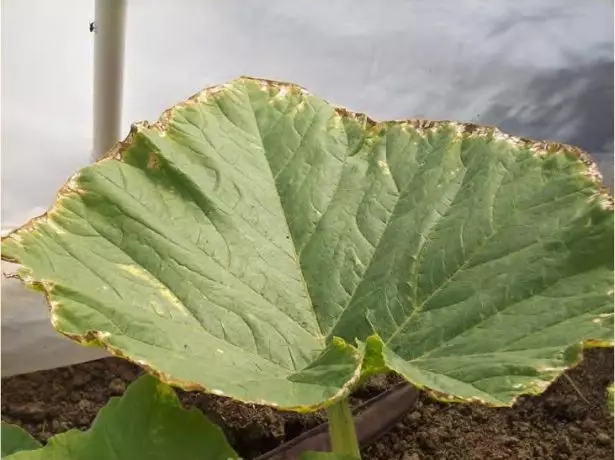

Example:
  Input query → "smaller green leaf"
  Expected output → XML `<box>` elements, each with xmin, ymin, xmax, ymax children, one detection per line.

<box><xmin>1</xmin><ymin>424</ymin><xmax>41</xmax><ymax>457</ymax></box>
<box><xmin>607</xmin><ymin>383</ymin><xmax>614</xmax><ymax>416</ymax></box>
<box><xmin>300</xmin><ymin>452</ymin><xmax>359</xmax><ymax>460</ymax></box>
<box><xmin>4</xmin><ymin>375</ymin><xmax>238</xmax><ymax>460</ymax></box>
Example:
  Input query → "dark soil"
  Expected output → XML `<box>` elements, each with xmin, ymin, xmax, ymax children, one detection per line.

<box><xmin>2</xmin><ymin>348</ymin><xmax>613</xmax><ymax>459</ymax></box>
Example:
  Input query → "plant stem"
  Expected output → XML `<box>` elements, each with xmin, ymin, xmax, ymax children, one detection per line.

<box><xmin>327</xmin><ymin>397</ymin><xmax>361</xmax><ymax>458</ymax></box>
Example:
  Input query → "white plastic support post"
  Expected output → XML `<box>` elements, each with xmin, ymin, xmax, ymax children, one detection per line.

<box><xmin>92</xmin><ymin>0</ymin><xmax>127</xmax><ymax>161</ymax></box>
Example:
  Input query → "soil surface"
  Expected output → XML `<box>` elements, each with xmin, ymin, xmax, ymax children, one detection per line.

<box><xmin>2</xmin><ymin>348</ymin><xmax>613</xmax><ymax>459</ymax></box>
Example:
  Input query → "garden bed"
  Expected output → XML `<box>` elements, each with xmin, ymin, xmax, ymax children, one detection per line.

<box><xmin>2</xmin><ymin>347</ymin><xmax>613</xmax><ymax>459</ymax></box>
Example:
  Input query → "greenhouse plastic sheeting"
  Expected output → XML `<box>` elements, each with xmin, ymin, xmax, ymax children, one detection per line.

<box><xmin>2</xmin><ymin>0</ymin><xmax>613</xmax><ymax>377</ymax></box>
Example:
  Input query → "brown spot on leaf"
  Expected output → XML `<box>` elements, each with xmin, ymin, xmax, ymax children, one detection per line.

<box><xmin>147</xmin><ymin>152</ymin><xmax>160</xmax><ymax>169</ymax></box>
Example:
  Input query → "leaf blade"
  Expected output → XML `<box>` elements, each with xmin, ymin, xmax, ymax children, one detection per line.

<box><xmin>3</xmin><ymin>375</ymin><xmax>238</xmax><ymax>460</ymax></box>
<box><xmin>1</xmin><ymin>424</ymin><xmax>41</xmax><ymax>458</ymax></box>
<box><xmin>3</xmin><ymin>77</ymin><xmax>612</xmax><ymax>409</ymax></box>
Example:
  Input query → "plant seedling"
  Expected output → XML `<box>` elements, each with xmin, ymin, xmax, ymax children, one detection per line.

<box><xmin>2</xmin><ymin>77</ymin><xmax>613</xmax><ymax>459</ymax></box>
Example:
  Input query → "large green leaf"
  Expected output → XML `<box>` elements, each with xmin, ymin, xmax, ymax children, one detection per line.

<box><xmin>3</xmin><ymin>77</ymin><xmax>613</xmax><ymax>409</ymax></box>
<box><xmin>3</xmin><ymin>375</ymin><xmax>238</xmax><ymax>460</ymax></box>
<box><xmin>1</xmin><ymin>424</ymin><xmax>41</xmax><ymax>458</ymax></box>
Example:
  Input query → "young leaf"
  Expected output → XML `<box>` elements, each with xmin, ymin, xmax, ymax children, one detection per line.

<box><xmin>3</xmin><ymin>77</ymin><xmax>612</xmax><ymax>409</ymax></box>
<box><xmin>1</xmin><ymin>424</ymin><xmax>41</xmax><ymax>457</ymax></box>
<box><xmin>607</xmin><ymin>383</ymin><xmax>614</xmax><ymax>416</ymax></box>
<box><xmin>3</xmin><ymin>375</ymin><xmax>239</xmax><ymax>460</ymax></box>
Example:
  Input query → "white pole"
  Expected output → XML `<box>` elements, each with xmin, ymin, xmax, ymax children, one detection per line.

<box><xmin>92</xmin><ymin>0</ymin><xmax>127</xmax><ymax>161</ymax></box>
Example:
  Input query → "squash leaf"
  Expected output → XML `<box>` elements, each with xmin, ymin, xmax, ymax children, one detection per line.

<box><xmin>3</xmin><ymin>77</ymin><xmax>612</xmax><ymax>409</ymax></box>
<box><xmin>2</xmin><ymin>375</ymin><xmax>238</xmax><ymax>460</ymax></box>
<box><xmin>1</xmin><ymin>424</ymin><xmax>41</xmax><ymax>458</ymax></box>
